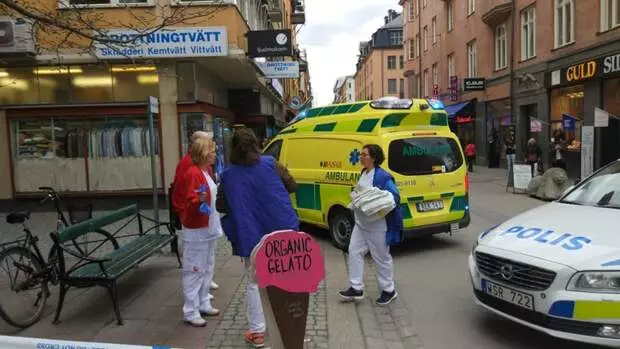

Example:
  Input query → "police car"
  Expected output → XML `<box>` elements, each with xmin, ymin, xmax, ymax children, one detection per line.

<box><xmin>469</xmin><ymin>159</ymin><xmax>620</xmax><ymax>347</ymax></box>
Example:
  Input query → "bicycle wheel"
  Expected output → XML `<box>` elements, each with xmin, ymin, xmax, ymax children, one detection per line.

<box><xmin>0</xmin><ymin>246</ymin><xmax>48</xmax><ymax>328</ymax></box>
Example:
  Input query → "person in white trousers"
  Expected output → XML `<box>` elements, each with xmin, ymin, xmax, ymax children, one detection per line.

<box><xmin>339</xmin><ymin>144</ymin><xmax>399</xmax><ymax>306</ymax></box>
<box><xmin>177</xmin><ymin>136</ymin><xmax>222</xmax><ymax>327</ymax></box>
<box><xmin>172</xmin><ymin>131</ymin><xmax>219</xmax><ymax>299</ymax></box>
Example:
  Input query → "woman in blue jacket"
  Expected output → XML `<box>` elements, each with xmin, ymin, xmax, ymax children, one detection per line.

<box><xmin>339</xmin><ymin>144</ymin><xmax>403</xmax><ymax>306</ymax></box>
<box><xmin>216</xmin><ymin>127</ymin><xmax>298</xmax><ymax>348</ymax></box>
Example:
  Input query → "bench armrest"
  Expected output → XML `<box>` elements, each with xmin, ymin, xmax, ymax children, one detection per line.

<box><xmin>139</xmin><ymin>216</ymin><xmax>175</xmax><ymax>236</ymax></box>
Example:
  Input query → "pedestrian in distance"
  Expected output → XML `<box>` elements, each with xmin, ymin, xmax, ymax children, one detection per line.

<box><xmin>339</xmin><ymin>144</ymin><xmax>402</xmax><ymax>306</ymax></box>
<box><xmin>216</xmin><ymin>127</ymin><xmax>299</xmax><ymax>348</ymax></box>
<box><xmin>177</xmin><ymin>136</ymin><xmax>222</xmax><ymax>327</ymax></box>
<box><xmin>171</xmin><ymin>131</ymin><xmax>219</xmax><ymax>299</ymax></box>
<box><xmin>464</xmin><ymin>140</ymin><xmax>476</xmax><ymax>173</ymax></box>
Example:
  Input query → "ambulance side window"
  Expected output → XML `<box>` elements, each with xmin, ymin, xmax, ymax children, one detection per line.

<box><xmin>264</xmin><ymin>140</ymin><xmax>283</xmax><ymax>160</ymax></box>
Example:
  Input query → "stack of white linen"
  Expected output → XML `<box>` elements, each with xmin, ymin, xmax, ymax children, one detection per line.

<box><xmin>348</xmin><ymin>186</ymin><xmax>396</xmax><ymax>218</ymax></box>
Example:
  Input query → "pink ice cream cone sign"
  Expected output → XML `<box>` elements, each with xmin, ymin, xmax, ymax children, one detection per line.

<box><xmin>252</xmin><ymin>230</ymin><xmax>325</xmax><ymax>293</ymax></box>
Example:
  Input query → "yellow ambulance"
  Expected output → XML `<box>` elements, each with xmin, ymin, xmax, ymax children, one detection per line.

<box><xmin>263</xmin><ymin>97</ymin><xmax>471</xmax><ymax>250</ymax></box>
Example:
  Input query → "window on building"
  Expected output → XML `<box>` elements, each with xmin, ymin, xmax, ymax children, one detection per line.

<box><xmin>423</xmin><ymin>0</ymin><xmax>427</xmax><ymax>8</ymax></box>
<box><xmin>400</xmin><ymin>78</ymin><xmax>405</xmax><ymax>98</ymax></box>
<box><xmin>448</xmin><ymin>53</ymin><xmax>455</xmax><ymax>81</ymax></box>
<box><xmin>399</xmin><ymin>55</ymin><xmax>404</xmax><ymax>69</ymax></box>
<box><xmin>415</xmin><ymin>34</ymin><xmax>421</xmax><ymax>57</ymax></box>
<box><xmin>387</xmin><ymin>56</ymin><xmax>397</xmax><ymax>70</ymax></box>
<box><xmin>521</xmin><ymin>6</ymin><xmax>536</xmax><ymax>60</ymax></box>
<box><xmin>407</xmin><ymin>0</ymin><xmax>414</xmax><ymax>21</ymax></box>
<box><xmin>601</xmin><ymin>0</ymin><xmax>620</xmax><ymax>31</ymax></box>
<box><xmin>468</xmin><ymin>0</ymin><xmax>475</xmax><ymax>15</ymax></box>
<box><xmin>432</xmin><ymin>63</ymin><xmax>438</xmax><ymax>86</ymax></box>
<box><xmin>62</xmin><ymin>0</ymin><xmax>150</xmax><ymax>6</ymax></box>
<box><xmin>467</xmin><ymin>40</ymin><xmax>477</xmax><ymax>77</ymax></box>
<box><xmin>555</xmin><ymin>0</ymin><xmax>575</xmax><ymax>48</ymax></box>
<box><xmin>390</xmin><ymin>31</ymin><xmax>403</xmax><ymax>45</ymax></box>
<box><xmin>414</xmin><ymin>0</ymin><xmax>419</xmax><ymax>16</ymax></box>
<box><xmin>495</xmin><ymin>24</ymin><xmax>508</xmax><ymax>70</ymax></box>
<box><xmin>408</xmin><ymin>39</ymin><xmax>415</xmax><ymax>59</ymax></box>
<box><xmin>447</xmin><ymin>0</ymin><xmax>454</xmax><ymax>31</ymax></box>
<box><xmin>388</xmin><ymin>79</ymin><xmax>397</xmax><ymax>94</ymax></box>
<box><xmin>416</xmin><ymin>74</ymin><xmax>421</xmax><ymax>98</ymax></box>
<box><xmin>432</xmin><ymin>17</ymin><xmax>438</xmax><ymax>44</ymax></box>
<box><xmin>423</xmin><ymin>26</ymin><xmax>428</xmax><ymax>51</ymax></box>
<box><xmin>423</xmin><ymin>69</ymin><xmax>429</xmax><ymax>97</ymax></box>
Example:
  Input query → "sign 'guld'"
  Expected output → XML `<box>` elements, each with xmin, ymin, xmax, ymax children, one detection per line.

<box><xmin>566</xmin><ymin>61</ymin><xmax>597</xmax><ymax>82</ymax></box>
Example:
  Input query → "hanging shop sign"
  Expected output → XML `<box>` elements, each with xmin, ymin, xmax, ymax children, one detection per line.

<box><xmin>270</xmin><ymin>78</ymin><xmax>284</xmax><ymax>99</ymax></box>
<box><xmin>463</xmin><ymin>77</ymin><xmax>485</xmax><ymax>92</ymax></box>
<box><xmin>530</xmin><ymin>119</ymin><xmax>542</xmax><ymax>132</ymax></box>
<box><xmin>449</xmin><ymin>76</ymin><xmax>458</xmax><ymax>101</ymax></box>
<box><xmin>562</xmin><ymin>114</ymin><xmax>576</xmax><ymax>131</ymax></box>
<box><xmin>247</xmin><ymin>29</ymin><xmax>293</xmax><ymax>58</ymax></box>
<box><xmin>256</xmin><ymin>61</ymin><xmax>300</xmax><ymax>78</ymax></box>
<box><xmin>94</xmin><ymin>27</ymin><xmax>228</xmax><ymax>59</ymax></box>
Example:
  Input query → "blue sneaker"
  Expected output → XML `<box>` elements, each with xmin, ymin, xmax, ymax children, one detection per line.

<box><xmin>338</xmin><ymin>287</ymin><xmax>364</xmax><ymax>302</ymax></box>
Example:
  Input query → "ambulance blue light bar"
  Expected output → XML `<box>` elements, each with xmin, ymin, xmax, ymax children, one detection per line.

<box><xmin>427</xmin><ymin>99</ymin><xmax>445</xmax><ymax>110</ymax></box>
<box><xmin>370</xmin><ymin>96</ymin><xmax>413</xmax><ymax>110</ymax></box>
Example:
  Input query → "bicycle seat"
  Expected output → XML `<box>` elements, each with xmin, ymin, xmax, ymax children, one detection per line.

<box><xmin>6</xmin><ymin>211</ymin><xmax>30</xmax><ymax>224</ymax></box>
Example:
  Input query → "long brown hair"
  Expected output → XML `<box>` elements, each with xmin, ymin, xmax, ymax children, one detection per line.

<box><xmin>230</xmin><ymin>127</ymin><xmax>261</xmax><ymax>165</ymax></box>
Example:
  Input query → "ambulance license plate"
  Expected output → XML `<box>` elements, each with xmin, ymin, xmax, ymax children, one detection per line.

<box><xmin>416</xmin><ymin>200</ymin><xmax>444</xmax><ymax>212</ymax></box>
<box><xmin>481</xmin><ymin>279</ymin><xmax>534</xmax><ymax>311</ymax></box>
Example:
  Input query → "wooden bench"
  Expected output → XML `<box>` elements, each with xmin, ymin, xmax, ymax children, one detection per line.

<box><xmin>50</xmin><ymin>204</ymin><xmax>181</xmax><ymax>325</ymax></box>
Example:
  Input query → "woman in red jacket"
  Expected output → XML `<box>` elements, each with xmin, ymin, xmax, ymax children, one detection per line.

<box><xmin>178</xmin><ymin>136</ymin><xmax>222</xmax><ymax>327</ymax></box>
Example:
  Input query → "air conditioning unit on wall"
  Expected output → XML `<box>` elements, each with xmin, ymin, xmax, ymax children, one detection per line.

<box><xmin>0</xmin><ymin>17</ymin><xmax>36</xmax><ymax>56</ymax></box>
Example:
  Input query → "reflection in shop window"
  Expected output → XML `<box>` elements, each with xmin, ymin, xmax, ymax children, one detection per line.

<box><xmin>180</xmin><ymin>113</ymin><xmax>213</xmax><ymax>155</ymax></box>
<box><xmin>0</xmin><ymin>68</ymin><xmax>38</xmax><ymax>105</ymax></box>
<box><xmin>70</xmin><ymin>65</ymin><xmax>114</xmax><ymax>102</ymax></box>
<box><xmin>36</xmin><ymin>66</ymin><xmax>74</xmax><ymax>104</ymax></box>
<box><xmin>112</xmin><ymin>65</ymin><xmax>159</xmax><ymax>102</ymax></box>
<box><xmin>177</xmin><ymin>62</ymin><xmax>196</xmax><ymax>101</ymax></box>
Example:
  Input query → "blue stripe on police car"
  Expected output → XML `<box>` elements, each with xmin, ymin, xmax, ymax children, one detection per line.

<box><xmin>500</xmin><ymin>226</ymin><xmax>592</xmax><ymax>251</ymax></box>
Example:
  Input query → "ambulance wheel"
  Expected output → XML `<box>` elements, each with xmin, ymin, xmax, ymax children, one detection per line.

<box><xmin>329</xmin><ymin>208</ymin><xmax>353</xmax><ymax>251</ymax></box>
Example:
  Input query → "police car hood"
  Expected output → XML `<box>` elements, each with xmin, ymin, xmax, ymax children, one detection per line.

<box><xmin>481</xmin><ymin>202</ymin><xmax>620</xmax><ymax>269</ymax></box>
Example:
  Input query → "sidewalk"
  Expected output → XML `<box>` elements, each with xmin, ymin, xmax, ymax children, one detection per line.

<box><xmin>0</xmin><ymin>210</ymin><xmax>422</xmax><ymax>349</ymax></box>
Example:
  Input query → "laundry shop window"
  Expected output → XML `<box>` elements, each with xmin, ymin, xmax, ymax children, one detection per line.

<box><xmin>550</xmin><ymin>85</ymin><xmax>584</xmax><ymax>152</ymax></box>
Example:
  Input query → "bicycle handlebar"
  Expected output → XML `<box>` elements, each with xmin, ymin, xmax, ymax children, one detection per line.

<box><xmin>38</xmin><ymin>187</ymin><xmax>58</xmax><ymax>205</ymax></box>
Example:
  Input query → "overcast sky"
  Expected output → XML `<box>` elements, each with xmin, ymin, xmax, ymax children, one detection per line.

<box><xmin>298</xmin><ymin>0</ymin><xmax>401</xmax><ymax>107</ymax></box>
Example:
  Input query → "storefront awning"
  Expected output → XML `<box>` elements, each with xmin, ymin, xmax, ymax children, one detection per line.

<box><xmin>445</xmin><ymin>100</ymin><xmax>473</xmax><ymax>119</ymax></box>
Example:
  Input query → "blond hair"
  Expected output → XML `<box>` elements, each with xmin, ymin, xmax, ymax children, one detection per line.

<box><xmin>190</xmin><ymin>131</ymin><xmax>212</xmax><ymax>144</ymax></box>
<box><xmin>190</xmin><ymin>136</ymin><xmax>215</xmax><ymax>165</ymax></box>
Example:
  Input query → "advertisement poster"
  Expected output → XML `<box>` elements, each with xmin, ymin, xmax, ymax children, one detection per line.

<box><xmin>212</xmin><ymin>118</ymin><xmax>226</xmax><ymax>178</ymax></box>
<box><xmin>581</xmin><ymin>126</ymin><xmax>594</xmax><ymax>179</ymax></box>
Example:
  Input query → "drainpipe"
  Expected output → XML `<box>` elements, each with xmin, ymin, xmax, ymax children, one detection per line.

<box><xmin>509</xmin><ymin>0</ymin><xmax>517</xmax><ymax>156</ymax></box>
<box><xmin>418</xmin><ymin>0</ymin><xmax>422</xmax><ymax>98</ymax></box>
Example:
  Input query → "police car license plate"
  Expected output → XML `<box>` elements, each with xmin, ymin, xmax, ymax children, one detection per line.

<box><xmin>482</xmin><ymin>279</ymin><xmax>534</xmax><ymax>311</ymax></box>
<box><xmin>416</xmin><ymin>200</ymin><xmax>443</xmax><ymax>212</ymax></box>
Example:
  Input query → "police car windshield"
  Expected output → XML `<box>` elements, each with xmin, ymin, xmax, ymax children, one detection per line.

<box><xmin>561</xmin><ymin>160</ymin><xmax>620</xmax><ymax>209</ymax></box>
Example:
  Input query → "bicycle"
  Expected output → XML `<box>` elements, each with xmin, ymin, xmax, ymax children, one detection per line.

<box><xmin>0</xmin><ymin>189</ymin><xmax>118</xmax><ymax>328</ymax></box>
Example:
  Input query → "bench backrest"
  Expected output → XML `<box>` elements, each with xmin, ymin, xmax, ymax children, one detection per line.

<box><xmin>57</xmin><ymin>204</ymin><xmax>138</xmax><ymax>243</ymax></box>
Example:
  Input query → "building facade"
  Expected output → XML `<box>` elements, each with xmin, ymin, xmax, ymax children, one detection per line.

<box><xmin>354</xmin><ymin>10</ymin><xmax>406</xmax><ymax>101</ymax></box>
<box><xmin>400</xmin><ymin>0</ymin><xmax>620</xmax><ymax>178</ymax></box>
<box><xmin>0</xmin><ymin>0</ymin><xmax>312</xmax><ymax>200</ymax></box>
<box><xmin>332</xmin><ymin>75</ymin><xmax>355</xmax><ymax>103</ymax></box>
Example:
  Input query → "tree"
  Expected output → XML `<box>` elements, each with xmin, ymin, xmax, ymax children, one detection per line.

<box><xmin>0</xmin><ymin>0</ymin><xmax>226</xmax><ymax>54</ymax></box>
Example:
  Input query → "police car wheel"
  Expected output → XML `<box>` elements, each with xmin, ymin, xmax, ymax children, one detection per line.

<box><xmin>329</xmin><ymin>209</ymin><xmax>353</xmax><ymax>251</ymax></box>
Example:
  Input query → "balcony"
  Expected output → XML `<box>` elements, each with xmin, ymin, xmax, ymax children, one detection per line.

<box><xmin>291</xmin><ymin>0</ymin><xmax>305</xmax><ymax>25</ymax></box>
<box><xmin>267</xmin><ymin>0</ymin><xmax>282</xmax><ymax>22</ymax></box>
<box><xmin>481</xmin><ymin>0</ymin><xmax>513</xmax><ymax>27</ymax></box>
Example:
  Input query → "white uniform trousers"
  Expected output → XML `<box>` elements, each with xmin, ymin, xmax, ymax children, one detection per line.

<box><xmin>182</xmin><ymin>239</ymin><xmax>217</xmax><ymax>320</ymax></box>
<box><xmin>348</xmin><ymin>225</ymin><xmax>395</xmax><ymax>293</ymax></box>
<box><xmin>244</xmin><ymin>258</ymin><xmax>266</xmax><ymax>333</ymax></box>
